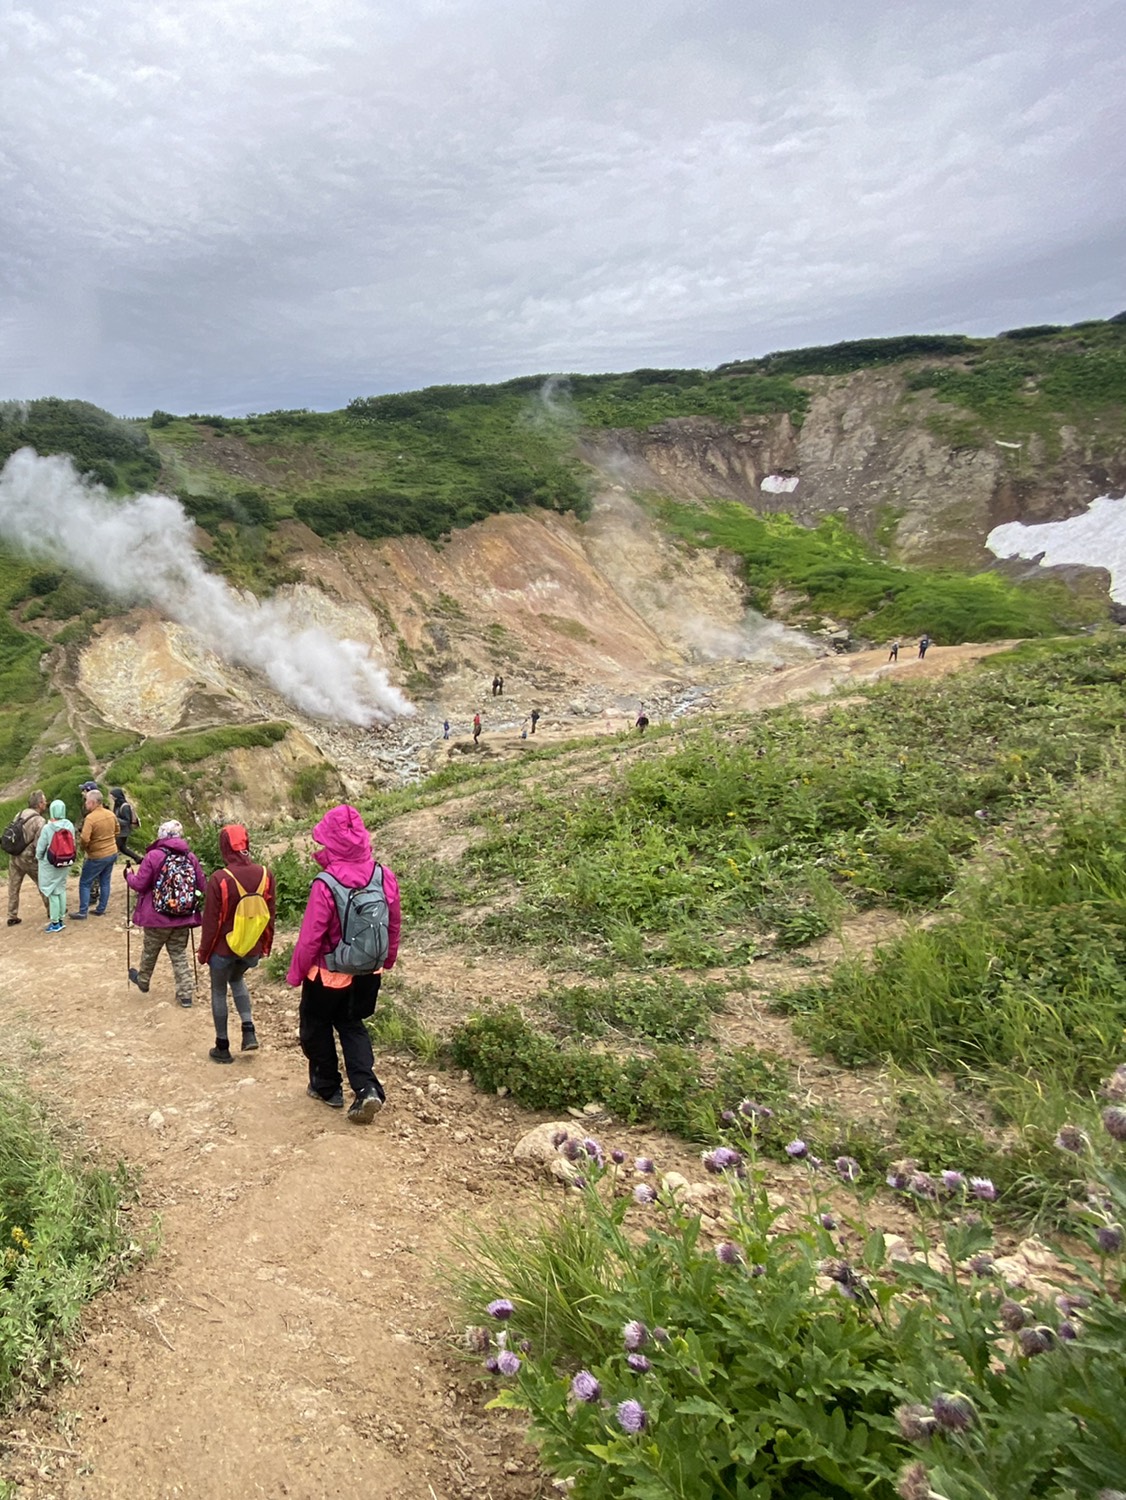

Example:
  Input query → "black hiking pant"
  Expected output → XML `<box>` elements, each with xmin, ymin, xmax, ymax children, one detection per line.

<box><xmin>299</xmin><ymin>972</ymin><xmax>384</xmax><ymax>1100</ymax></box>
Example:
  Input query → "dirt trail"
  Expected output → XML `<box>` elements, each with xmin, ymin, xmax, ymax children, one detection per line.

<box><xmin>0</xmin><ymin>898</ymin><xmax>564</xmax><ymax>1500</ymax></box>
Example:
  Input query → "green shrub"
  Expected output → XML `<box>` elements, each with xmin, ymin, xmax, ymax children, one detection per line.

<box><xmin>547</xmin><ymin>977</ymin><xmax>724</xmax><ymax>1044</ymax></box>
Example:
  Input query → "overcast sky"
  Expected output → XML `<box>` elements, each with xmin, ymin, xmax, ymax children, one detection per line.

<box><xmin>2</xmin><ymin>0</ymin><xmax>1123</xmax><ymax>416</ymax></box>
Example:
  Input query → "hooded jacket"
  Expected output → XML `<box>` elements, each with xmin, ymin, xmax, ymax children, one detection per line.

<box><xmin>35</xmin><ymin>801</ymin><xmax>75</xmax><ymax>895</ymax></box>
<box><xmin>125</xmin><ymin>837</ymin><xmax>206</xmax><ymax>928</ymax></box>
<box><xmin>286</xmin><ymin>805</ymin><xmax>400</xmax><ymax>986</ymax></box>
<box><xmin>198</xmin><ymin>825</ymin><xmax>276</xmax><ymax>963</ymax></box>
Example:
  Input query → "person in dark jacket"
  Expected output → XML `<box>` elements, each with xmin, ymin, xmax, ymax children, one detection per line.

<box><xmin>111</xmin><ymin>787</ymin><xmax>142</xmax><ymax>860</ymax></box>
<box><xmin>7</xmin><ymin>790</ymin><xmax>48</xmax><ymax>926</ymax></box>
<box><xmin>286</xmin><ymin>804</ymin><xmax>401</xmax><ymax>1124</ymax></box>
<box><xmin>197</xmin><ymin>824</ymin><xmax>276</xmax><ymax>1063</ymax></box>
<box><xmin>124</xmin><ymin>820</ymin><xmax>205</xmax><ymax>1007</ymax></box>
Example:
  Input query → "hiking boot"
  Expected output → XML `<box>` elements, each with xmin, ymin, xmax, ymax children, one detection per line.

<box><xmin>209</xmin><ymin>1041</ymin><xmax>233</xmax><ymax>1064</ymax></box>
<box><xmin>306</xmin><ymin>1084</ymin><xmax>344</xmax><ymax>1109</ymax></box>
<box><xmin>92</xmin><ymin>908</ymin><xmax>108</xmax><ymax>917</ymax></box>
<box><xmin>7</xmin><ymin>917</ymin><xmax>20</xmax><ymax>927</ymax></box>
<box><xmin>69</xmin><ymin>912</ymin><xmax>87</xmax><ymax>920</ymax></box>
<box><xmin>178</xmin><ymin>995</ymin><xmax>193</xmax><ymax>1009</ymax></box>
<box><xmin>240</xmin><ymin>1025</ymin><xmax>259</xmax><ymax>1052</ymax></box>
<box><xmin>347</xmin><ymin>1089</ymin><xmax>384</xmax><ymax>1125</ymax></box>
<box><xmin>128</xmin><ymin>968</ymin><xmax>150</xmax><ymax>993</ymax></box>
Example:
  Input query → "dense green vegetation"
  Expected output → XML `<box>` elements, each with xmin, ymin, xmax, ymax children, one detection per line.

<box><xmin>0</xmin><ymin>1076</ymin><xmax>138</xmax><ymax>1410</ymax></box>
<box><xmin>655</xmin><ymin>502</ymin><xmax>1101</xmax><ymax>642</ymax></box>
<box><xmin>0</xmin><ymin>399</ymin><xmax>159</xmax><ymax>491</ymax></box>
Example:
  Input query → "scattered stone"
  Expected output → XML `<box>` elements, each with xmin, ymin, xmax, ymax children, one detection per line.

<box><xmin>235</xmin><ymin>1078</ymin><xmax>257</xmax><ymax>1088</ymax></box>
<box><xmin>147</xmin><ymin>1110</ymin><xmax>165</xmax><ymax>1131</ymax></box>
<box><xmin>513</xmin><ymin>1122</ymin><xmax>573</xmax><ymax>1174</ymax></box>
<box><xmin>660</xmin><ymin>1171</ymin><xmax>690</xmax><ymax>1198</ymax></box>
<box><xmin>495</xmin><ymin>1085</ymin><xmax>508</xmax><ymax>1098</ymax></box>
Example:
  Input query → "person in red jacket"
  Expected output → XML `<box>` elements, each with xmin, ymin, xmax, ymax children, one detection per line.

<box><xmin>286</xmin><ymin>805</ymin><xmax>400</xmax><ymax>1123</ymax></box>
<box><xmin>198</xmin><ymin>824</ymin><xmax>276</xmax><ymax>1064</ymax></box>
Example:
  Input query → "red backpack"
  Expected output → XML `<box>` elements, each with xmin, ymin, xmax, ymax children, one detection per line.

<box><xmin>47</xmin><ymin>827</ymin><xmax>76</xmax><ymax>867</ymax></box>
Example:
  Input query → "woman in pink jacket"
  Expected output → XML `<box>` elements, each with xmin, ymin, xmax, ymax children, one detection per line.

<box><xmin>286</xmin><ymin>805</ymin><xmax>400</xmax><ymax>1124</ymax></box>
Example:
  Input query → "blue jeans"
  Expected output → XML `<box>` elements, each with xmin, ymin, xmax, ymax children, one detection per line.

<box><xmin>78</xmin><ymin>853</ymin><xmax>117</xmax><ymax>915</ymax></box>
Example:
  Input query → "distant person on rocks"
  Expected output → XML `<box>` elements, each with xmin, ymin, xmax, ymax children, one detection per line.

<box><xmin>36</xmin><ymin>799</ymin><xmax>76</xmax><ymax>935</ymax></box>
<box><xmin>197</xmin><ymin>824</ymin><xmax>275</xmax><ymax>1064</ymax></box>
<box><xmin>635</xmin><ymin>709</ymin><xmax>650</xmax><ymax>735</ymax></box>
<box><xmin>473</xmin><ymin>712</ymin><xmax>482</xmax><ymax>744</ymax></box>
<box><xmin>888</xmin><ymin>640</ymin><xmax>900</xmax><ymax>662</ymax></box>
<box><xmin>286</xmin><ymin>804</ymin><xmax>400</xmax><ymax>1124</ymax></box>
<box><xmin>529</xmin><ymin>708</ymin><xmax>540</xmax><ymax>735</ymax></box>
<box><xmin>443</xmin><ymin>719</ymin><xmax>450</xmax><ymax>740</ymax></box>
<box><xmin>5</xmin><ymin>790</ymin><xmax>48</xmax><ymax>926</ymax></box>
<box><xmin>125</xmin><ymin>820</ymin><xmax>205</xmax><ymax>1007</ymax></box>
<box><xmin>497</xmin><ymin>675</ymin><xmax>504</xmax><ymax>695</ymax></box>
<box><xmin>111</xmin><ymin>787</ymin><xmax>142</xmax><ymax>859</ymax></box>
<box><xmin>74</xmin><ymin>790</ymin><xmax>119</xmax><ymax>919</ymax></box>
<box><xmin>491</xmin><ymin>675</ymin><xmax>501</xmax><ymax>697</ymax></box>
<box><xmin>918</xmin><ymin>634</ymin><xmax>931</xmax><ymax>660</ymax></box>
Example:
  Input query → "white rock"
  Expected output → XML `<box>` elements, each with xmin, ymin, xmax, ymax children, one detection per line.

<box><xmin>235</xmin><ymin>1077</ymin><xmax>257</xmax><ymax>1088</ymax></box>
<box><xmin>147</xmin><ymin>1110</ymin><xmax>165</xmax><ymax>1131</ymax></box>
<box><xmin>513</xmin><ymin>1122</ymin><xmax>573</xmax><ymax>1173</ymax></box>
<box><xmin>660</xmin><ymin>1171</ymin><xmax>690</xmax><ymax>1198</ymax></box>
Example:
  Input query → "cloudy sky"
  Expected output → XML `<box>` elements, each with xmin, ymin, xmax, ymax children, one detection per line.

<box><xmin>2</xmin><ymin>0</ymin><xmax>1123</xmax><ymax>415</ymax></box>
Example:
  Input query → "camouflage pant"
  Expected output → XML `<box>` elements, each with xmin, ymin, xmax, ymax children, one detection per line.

<box><xmin>137</xmin><ymin>927</ymin><xmax>195</xmax><ymax>1004</ymax></box>
<box><xmin>7</xmin><ymin>860</ymin><xmax>47</xmax><ymax>920</ymax></box>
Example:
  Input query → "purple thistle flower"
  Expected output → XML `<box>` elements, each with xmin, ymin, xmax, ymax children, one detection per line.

<box><xmin>1100</xmin><ymin>1063</ymin><xmax>1126</xmax><ymax>1102</ymax></box>
<box><xmin>1102</xmin><ymin>1106</ymin><xmax>1126</xmax><ymax>1143</ymax></box>
<box><xmin>1058</xmin><ymin>1320</ymin><xmax>1078</xmax><ymax>1341</ymax></box>
<box><xmin>572</xmin><ymin>1174</ymin><xmax>587</xmax><ymax>1189</ymax></box>
<box><xmin>895</xmin><ymin>1403</ymin><xmax>936</xmax><ymax>1443</ymax></box>
<box><xmin>1054</xmin><ymin>1124</ymin><xmax>1089</xmax><ymax>1154</ymax></box>
<box><xmin>702</xmin><ymin>1145</ymin><xmax>744</xmax><ymax>1175</ymax></box>
<box><xmin>550</xmin><ymin>1128</ymin><xmax>569</xmax><ymax>1148</ymax></box>
<box><xmin>562</xmin><ymin>1138</ymin><xmax>584</xmax><ymax>1161</ymax></box>
<box><xmin>518</xmin><ymin>1339</ymin><xmax>532</xmax><ymax>1353</ymax></box>
<box><xmin>969</xmin><ymin>1176</ymin><xmax>997</xmax><ymax>1202</ymax></box>
<box><xmin>785</xmin><ymin>1138</ymin><xmax>808</xmax><ymax>1159</ymax></box>
<box><xmin>999</xmin><ymin>1299</ymin><xmax>1029</xmax><ymax>1331</ymax></box>
<box><xmin>616</xmin><ymin>1399</ymin><xmax>647</xmax><ymax>1435</ymax></box>
<box><xmin>486</xmin><ymin>1299</ymin><xmax>515</xmax><ymax>1321</ymax></box>
<box><xmin>931</xmin><ymin>1393</ymin><xmax>975</xmax><ymax>1433</ymax></box>
<box><xmin>941</xmin><ymin>1170</ymin><xmax>966</xmax><ymax>1193</ymax></box>
<box><xmin>909</xmin><ymin>1172</ymin><xmax>936</xmax><ymax>1200</ymax></box>
<box><xmin>633</xmin><ymin>1182</ymin><xmax>657</xmax><ymax>1205</ymax></box>
<box><xmin>1018</xmin><ymin>1326</ymin><xmax>1054</xmax><ymax>1356</ymax></box>
<box><xmin>611</xmin><ymin>1148</ymin><xmax>626</xmax><ymax>1165</ymax></box>
<box><xmin>626</xmin><ymin>1352</ymin><xmax>651</xmax><ymax>1373</ymax></box>
<box><xmin>496</xmin><ymin>1350</ymin><xmax>521</xmax><ymax>1376</ymax></box>
<box><xmin>835</xmin><ymin>1155</ymin><xmax>861</xmax><ymax>1183</ymax></box>
<box><xmin>1096</xmin><ymin>1223</ymin><xmax>1123</xmax><ymax>1254</ymax></box>
<box><xmin>750</xmin><ymin>1263</ymin><xmax>766</xmax><ymax>1277</ymax></box>
<box><xmin>739</xmin><ymin>1098</ymin><xmax>773</xmax><ymax>1120</ymax></box>
<box><xmin>967</xmin><ymin>1253</ymin><xmax>994</xmax><ymax>1276</ymax></box>
<box><xmin>1056</xmin><ymin>1292</ymin><xmax>1090</xmax><ymax>1315</ymax></box>
<box><xmin>634</xmin><ymin>1157</ymin><xmax>655</xmax><ymax>1174</ymax></box>
<box><xmin>820</xmin><ymin>1212</ymin><xmax>837</xmax><ymax>1231</ymax></box>
<box><xmin>720</xmin><ymin>1109</ymin><xmax>737</xmax><ymax>1126</ymax></box>
<box><xmin>464</xmin><ymin>1325</ymin><xmax>491</xmax><ymax>1353</ymax></box>
<box><xmin>622</xmin><ymin>1320</ymin><xmax>649</xmax><ymax>1351</ymax></box>
<box><xmin>582</xmin><ymin>1137</ymin><xmax>605</xmax><ymax>1165</ymax></box>
<box><xmin>569</xmin><ymin>1370</ymin><xmax>601</xmax><ymax>1403</ymax></box>
<box><xmin>887</xmin><ymin>1168</ymin><xmax>911</xmax><ymax>1192</ymax></box>
<box><xmin>652</xmin><ymin>1326</ymin><xmax>670</xmax><ymax>1342</ymax></box>
<box><xmin>484</xmin><ymin>1355</ymin><xmax>500</xmax><ymax>1373</ymax></box>
<box><xmin>896</xmin><ymin>1461</ymin><xmax>933</xmax><ymax>1500</ymax></box>
<box><xmin>715</xmin><ymin>1240</ymin><xmax>743</xmax><ymax>1265</ymax></box>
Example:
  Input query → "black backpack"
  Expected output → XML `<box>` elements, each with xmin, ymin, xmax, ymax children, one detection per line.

<box><xmin>1</xmin><ymin>814</ymin><xmax>30</xmax><ymax>857</ymax></box>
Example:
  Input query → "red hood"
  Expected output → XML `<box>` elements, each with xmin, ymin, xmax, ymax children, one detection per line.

<box><xmin>311</xmin><ymin>804</ymin><xmax>375</xmax><ymax>885</ymax></box>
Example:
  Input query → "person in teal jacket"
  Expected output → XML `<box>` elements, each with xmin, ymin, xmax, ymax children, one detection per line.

<box><xmin>36</xmin><ymin>799</ymin><xmax>75</xmax><ymax>934</ymax></box>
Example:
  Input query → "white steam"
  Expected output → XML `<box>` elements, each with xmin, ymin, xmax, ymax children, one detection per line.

<box><xmin>0</xmin><ymin>449</ymin><xmax>413</xmax><ymax>727</ymax></box>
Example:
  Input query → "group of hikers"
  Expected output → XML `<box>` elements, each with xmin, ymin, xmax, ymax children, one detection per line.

<box><xmin>887</xmin><ymin>635</ymin><xmax>932</xmax><ymax>662</ymax></box>
<box><xmin>4</xmin><ymin>788</ymin><xmax>400</xmax><ymax>1125</ymax></box>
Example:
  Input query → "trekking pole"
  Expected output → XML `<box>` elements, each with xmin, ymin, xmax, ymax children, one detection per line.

<box><xmin>125</xmin><ymin>881</ymin><xmax>132</xmax><ymax>977</ymax></box>
<box><xmin>190</xmin><ymin>927</ymin><xmax>198</xmax><ymax>996</ymax></box>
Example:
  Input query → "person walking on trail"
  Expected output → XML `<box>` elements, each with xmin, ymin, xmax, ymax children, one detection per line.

<box><xmin>443</xmin><ymin>719</ymin><xmax>450</xmax><ymax>741</ymax></box>
<box><xmin>5</xmin><ymin>790</ymin><xmax>48</xmax><ymax>926</ymax></box>
<box><xmin>473</xmin><ymin>712</ymin><xmax>482</xmax><ymax>745</ymax></box>
<box><xmin>918</xmin><ymin>634</ymin><xmax>931</xmax><ymax>660</ymax></box>
<box><xmin>529</xmin><ymin>708</ymin><xmax>540</xmax><ymax>735</ymax></box>
<box><xmin>73</xmin><ymin>790</ymin><xmax>119</xmax><ymax>919</ymax></box>
<box><xmin>497</xmin><ymin>675</ymin><xmax>504</xmax><ymax>695</ymax></box>
<box><xmin>888</xmin><ymin>640</ymin><xmax>900</xmax><ymax>663</ymax></box>
<box><xmin>197</xmin><ymin>824</ymin><xmax>275</xmax><ymax>1064</ymax></box>
<box><xmin>491</xmin><ymin>675</ymin><xmax>500</xmax><ymax>698</ymax></box>
<box><xmin>635</xmin><ymin>708</ymin><xmax>650</xmax><ymax>734</ymax></box>
<box><xmin>125</xmin><ymin>820</ymin><xmax>205</xmax><ymax>1007</ymax></box>
<box><xmin>111</xmin><ymin>787</ymin><xmax>142</xmax><ymax>860</ymax></box>
<box><xmin>286</xmin><ymin>804</ymin><xmax>400</xmax><ymax>1124</ymax></box>
<box><xmin>35</xmin><ymin>800</ymin><xmax>76</xmax><ymax>934</ymax></box>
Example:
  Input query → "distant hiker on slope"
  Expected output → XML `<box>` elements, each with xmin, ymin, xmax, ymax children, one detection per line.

<box><xmin>111</xmin><ymin>787</ymin><xmax>142</xmax><ymax>860</ymax></box>
<box><xmin>473</xmin><ymin>712</ymin><xmax>482</xmax><ymax>745</ymax></box>
<box><xmin>443</xmin><ymin>719</ymin><xmax>450</xmax><ymax>740</ymax></box>
<box><xmin>197</xmin><ymin>824</ymin><xmax>275</xmax><ymax>1064</ymax></box>
<box><xmin>918</xmin><ymin>634</ymin><xmax>931</xmax><ymax>660</ymax></box>
<box><xmin>125</xmin><ymin>820</ymin><xmax>205</xmax><ymax>1007</ymax></box>
<box><xmin>888</xmin><ymin>640</ymin><xmax>900</xmax><ymax>662</ymax></box>
<box><xmin>36</xmin><ymin>800</ymin><xmax>76</xmax><ymax>935</ymax></box>
<box><xmin>491</xmin><ymin>675</ymin><xmax>501</xmax><ymax>698</ymax></box>
<box><xmin>529</xmin><ymin>708</ymin><xmax>540</xmax><ymax>735</ymax></box>
<box><xmin>5</xmin><ymin>790</ymin><xmax>48</xmax><ymax>926</ymax></box>
<box><xmin>286</xmin><ymin>804</ymin><xmax>401</xmax><ymax>1124</ymax></box>
<box><xmin>635</xmin><ymin>709</ymin><xmax>650</xmax><ymax>735</ymax></box>
<box><xmin>74</xmin><ymin>790</ymin><xmax>119</xmax><ymax>919</ymax></box>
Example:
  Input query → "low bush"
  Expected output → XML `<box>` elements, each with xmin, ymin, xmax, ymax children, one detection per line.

<box><xmin>547</xmin><ymin>977</ymin><xmax>725</xmax><ymax>1045</ymax></box>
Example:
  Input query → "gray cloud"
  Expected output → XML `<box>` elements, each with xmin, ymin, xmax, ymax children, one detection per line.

<box><xmin>2</xmin><ymin>0</ymin><xmax>1123</xmax><ymax>414</ymax></box>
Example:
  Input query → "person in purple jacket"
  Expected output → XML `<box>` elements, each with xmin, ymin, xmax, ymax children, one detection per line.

<box><xmin>124</xmin><ymin>819</ymin><xmax>206</xmax><ymax>1008</ymax></box>
<box><xmin>286</xmin><ymin>804</ymin><xmax>401</xmax><ymax>1124</ymax></box>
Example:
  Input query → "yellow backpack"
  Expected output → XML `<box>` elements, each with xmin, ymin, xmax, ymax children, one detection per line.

<box><xmin>224</xmin><ymin>867</ymin><xmax>271</xmax><ymax>957</ymax></box>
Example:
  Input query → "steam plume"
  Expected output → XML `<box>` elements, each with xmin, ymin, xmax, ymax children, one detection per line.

<box><xmin>0</xmin><ymin>449</ymin><xmax>413</xmax><ymax>727</ymax></box>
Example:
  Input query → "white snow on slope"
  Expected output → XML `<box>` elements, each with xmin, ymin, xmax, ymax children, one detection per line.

<box><xmin>987</xmin><ymin>494</ymin><xmax>1126</xmax><ymax>603</ymax></box>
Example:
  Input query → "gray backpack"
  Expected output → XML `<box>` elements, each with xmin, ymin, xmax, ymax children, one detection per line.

<box><xmin>315</xmin><ymin>867</ymin><xmax>389</xmax><ymax>974</ymax></box>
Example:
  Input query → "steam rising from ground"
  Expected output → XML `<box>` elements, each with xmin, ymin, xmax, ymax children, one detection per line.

<box><xmin>680</xmin><ymin>610</ymin><xmax>816</xmax><ymax>664</ymax></box>
<box><xmin>0</xmin><ymin>449</ymin><xmax>413</xmax><ymax>726</ymax></box>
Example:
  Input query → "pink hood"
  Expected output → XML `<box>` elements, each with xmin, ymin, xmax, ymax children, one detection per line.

<box><xmin>311</xmin><ymin>804</ymin><xmax>374</xmax><ymax>888</ymax></box>
<box><xmin>286</xmin><ymin>804</ymin><xmax>401</xmax><ymax>984</ymax></box>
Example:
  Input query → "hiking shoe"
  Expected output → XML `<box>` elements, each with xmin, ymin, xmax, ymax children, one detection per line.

<box><xmin>307</xmin><ymin>1085</ymin><xmax>344</xmax><ymax>1109</ymax></box>
<box><xmin>209</xmin><ymin>1043</ymin><xmax>233</xmax><ymax>1064</ymax></box>
<box><xmin>46</xmin><ymin>922</ymin><xmax>65</xmax><ymax>934</ymax></box>
<box><xmin>92</xmin><ymin>908</ymin><xmax>108</xmax><ymax>917</ymax></box>
<box><xmin>240</xmin><ymin>1026</ymin><xmax>259</xmax><ymax>1052</ymax></box>
<box><xmin>178</xmin><ymin>996</ymin><xmax>193</xmax><ymax>1009</ymax></box>
<box><xmin>7</xmin><ymin>917</ymin><xmax>20</xmax><ymax>927</ymax></box>
<box><xmin>347</xmin><ymin>1089</ymin><xmax>384</xmax><ymax>1125</ymax></box>
<box><xmin>70</xmin><ymin>912</ymin><xmax>88</xmax><ymax>920</ymax></box>
<box><xmin>128</xmin><ymin>968</ymin><xmax>150</xmax><ymax>994</ymax></box>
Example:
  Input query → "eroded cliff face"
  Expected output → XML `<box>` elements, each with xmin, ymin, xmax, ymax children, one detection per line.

<box><xmin>583</xmin><ymin>367</ymin><xmax>1126</xmax><ymax>568</ymax></box>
